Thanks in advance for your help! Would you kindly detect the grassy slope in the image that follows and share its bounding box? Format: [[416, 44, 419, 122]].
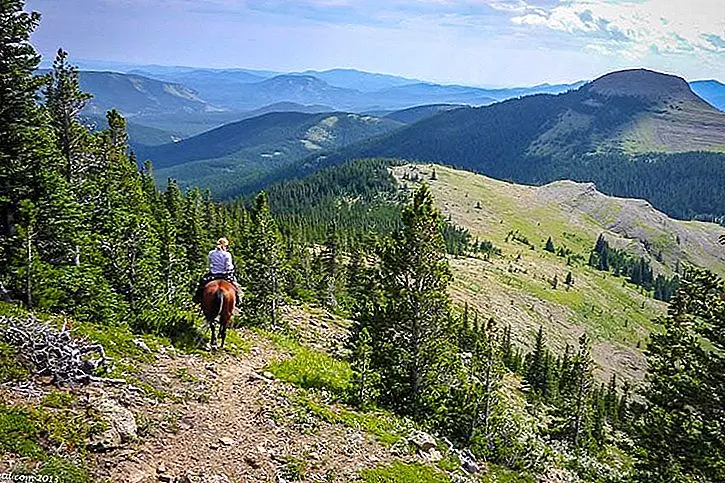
[[395, 164, 725, 382]]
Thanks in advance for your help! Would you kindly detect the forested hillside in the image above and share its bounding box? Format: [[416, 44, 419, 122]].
[[3, 2, 725, 482], [281, 70, 725, 221], [139, 111, 403, 198]]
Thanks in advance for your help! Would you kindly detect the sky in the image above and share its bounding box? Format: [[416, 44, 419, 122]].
[[25, 0, 725, 87]]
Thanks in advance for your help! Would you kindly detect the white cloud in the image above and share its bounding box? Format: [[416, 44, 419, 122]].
[[510, 0, 725, 59]]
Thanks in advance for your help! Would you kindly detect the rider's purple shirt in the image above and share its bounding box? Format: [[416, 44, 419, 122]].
[[208, 248, 234, 274]]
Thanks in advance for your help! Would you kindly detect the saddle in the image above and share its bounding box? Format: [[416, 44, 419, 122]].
[[200, 272, 236, 287], [193, 272, 237, 305]]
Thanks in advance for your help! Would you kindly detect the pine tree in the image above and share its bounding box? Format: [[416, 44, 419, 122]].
[[545, 236, 555, 253], [636, 268, 725, 482], [356, 184, 452, 416], [349, 327, 380, 410], [0, 0, 46, 275], [44, 48, 92, 184], [246, 192, 284, 327], [319, 225, 340, 308], [568, 333, 594, 448], [525, 326, 547, 396]]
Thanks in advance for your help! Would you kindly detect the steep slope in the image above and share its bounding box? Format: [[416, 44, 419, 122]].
[[142, 112, 404, 197], [77, 71, 211, 116], [394, 164, 725, 381]]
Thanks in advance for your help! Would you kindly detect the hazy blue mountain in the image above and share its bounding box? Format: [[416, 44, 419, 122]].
[[690, 80, 725, 111], [293, 68, 420, 92], [481, 81, 587, 100], [128, 102, 335, 139], [140, 111, 404, 198], [82, 114, 181, 148], [231, 75, 365, 110], [366, 83, 496, 109], [74, 71, 211, 116], [384, 104, 466, 124], [132, 69, 275, 107]]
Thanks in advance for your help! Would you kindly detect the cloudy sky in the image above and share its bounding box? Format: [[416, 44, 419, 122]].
[[25, 0, 725, 87]]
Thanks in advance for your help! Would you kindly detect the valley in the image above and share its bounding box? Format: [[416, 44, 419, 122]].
[[4, 2, 725, 479]]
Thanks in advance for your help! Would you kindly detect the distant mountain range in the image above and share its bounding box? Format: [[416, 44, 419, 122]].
[[328, 69, 725, 163], [70, 65, 587, 117], [74, 71, 213, 116]]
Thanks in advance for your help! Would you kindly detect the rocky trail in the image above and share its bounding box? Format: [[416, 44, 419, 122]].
[[97, 330, 393, 483], [2, 307, 447, 483]]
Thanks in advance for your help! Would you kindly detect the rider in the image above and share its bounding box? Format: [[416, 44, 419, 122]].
[[193, 237, 242, 308]]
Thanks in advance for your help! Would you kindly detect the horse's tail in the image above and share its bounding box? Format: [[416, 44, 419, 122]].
[[212, 289, 224, 320]]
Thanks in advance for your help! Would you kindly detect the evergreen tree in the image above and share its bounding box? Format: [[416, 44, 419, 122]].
[[636, 268, 725, 482], [568, 333, 594, 448], [0, 0, 46, 274], [545, 236, 555, 253], [319, 225, 340, 308], [356, 183, 452, 416], [525, 326, 548, 396], [43, 48, 92, 184], [245, 191, 284, 327], [349, 327, 380, 410]]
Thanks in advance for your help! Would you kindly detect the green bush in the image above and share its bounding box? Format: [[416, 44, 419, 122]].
[[0, 341, 29, 382]]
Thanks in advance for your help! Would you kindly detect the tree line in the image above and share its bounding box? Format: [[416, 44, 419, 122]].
[[589, 234, 679, 301], [2, 2, 723, 481]]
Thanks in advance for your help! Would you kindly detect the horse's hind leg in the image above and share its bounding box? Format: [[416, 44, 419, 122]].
[[219, 319, 228, 350], [208, 318, 218, 351]]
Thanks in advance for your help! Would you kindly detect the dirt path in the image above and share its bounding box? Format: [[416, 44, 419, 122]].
[[93, 329, 392, 483]]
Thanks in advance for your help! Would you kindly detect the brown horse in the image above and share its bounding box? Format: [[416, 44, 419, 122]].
[[201, 279, 236, 350]]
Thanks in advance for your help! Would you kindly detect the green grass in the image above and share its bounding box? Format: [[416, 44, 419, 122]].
[[482, 464, 536, 483], [0, 405, 45, 458], [360, 460, 450, 483], [280, 455, 308, 481], [296, 394, 409, 446], [268, 346, 352, 397], [41, 391, 76, 409], [0, 404, 96, 481], [259, 328, 353, 398]]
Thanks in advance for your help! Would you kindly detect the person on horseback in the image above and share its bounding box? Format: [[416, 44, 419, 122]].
[[193, 237, 242, 308]]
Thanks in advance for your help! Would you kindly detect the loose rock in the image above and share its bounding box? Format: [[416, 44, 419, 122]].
[[408, 429, 437, 452], [219, 436, 236, 446], [89, 398, 137, 451]]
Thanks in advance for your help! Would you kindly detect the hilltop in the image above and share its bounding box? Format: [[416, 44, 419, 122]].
[[75, 71, 212, 117], [284, 69, 725, 220]]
